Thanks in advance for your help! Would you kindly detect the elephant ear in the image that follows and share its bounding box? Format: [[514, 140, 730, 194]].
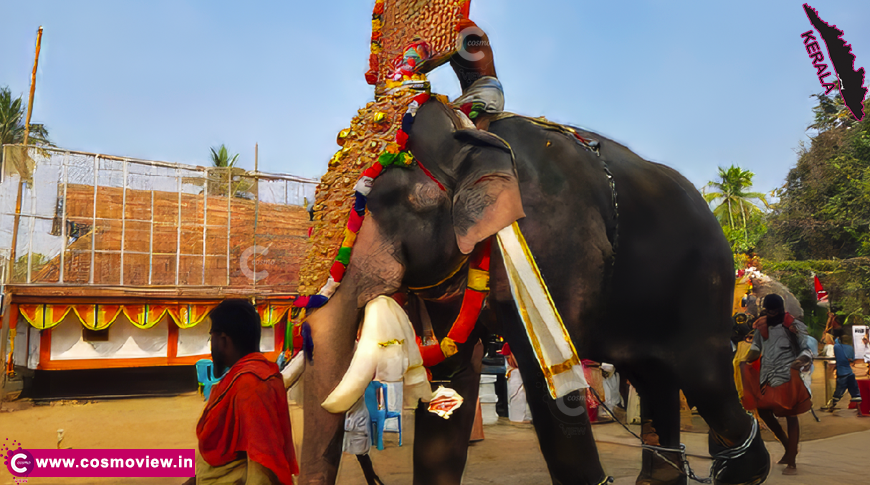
[[451, 129, 525, 254]]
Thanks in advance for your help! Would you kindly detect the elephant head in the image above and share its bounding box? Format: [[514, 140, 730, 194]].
[[298, 97, 524, 484]]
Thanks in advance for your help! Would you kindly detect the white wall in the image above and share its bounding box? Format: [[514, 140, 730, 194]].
[[177, 322, 211, 358], [50, 313, 169, 360]]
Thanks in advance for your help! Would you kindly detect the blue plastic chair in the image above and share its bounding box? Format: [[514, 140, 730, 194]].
[[195, 359, 222, 400], [364, 381, 402, 450]]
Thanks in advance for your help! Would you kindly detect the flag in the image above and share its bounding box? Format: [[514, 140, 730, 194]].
[[813, 273, 829, 303]]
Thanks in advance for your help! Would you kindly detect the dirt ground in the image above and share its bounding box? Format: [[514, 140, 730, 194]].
[[2, 381, 869, 485]]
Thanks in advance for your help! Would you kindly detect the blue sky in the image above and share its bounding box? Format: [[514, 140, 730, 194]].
[[1, 0, 868, 195]]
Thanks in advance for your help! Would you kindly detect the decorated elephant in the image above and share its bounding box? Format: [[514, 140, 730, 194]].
[[296, 85, 772, 484]]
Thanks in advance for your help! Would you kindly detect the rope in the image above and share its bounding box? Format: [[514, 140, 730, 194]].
[[587, 387, 713, 483]]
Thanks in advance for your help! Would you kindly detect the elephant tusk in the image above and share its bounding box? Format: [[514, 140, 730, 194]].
[[320, 316, 381, 414], [281, 351, 305, 390], [321, 295, 433, 414]]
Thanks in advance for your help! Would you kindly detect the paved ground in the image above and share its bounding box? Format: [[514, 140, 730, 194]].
[[1, 391, 867, 485]]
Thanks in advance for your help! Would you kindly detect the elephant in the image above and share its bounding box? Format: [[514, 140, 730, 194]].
[[297, 95, 771, 485]]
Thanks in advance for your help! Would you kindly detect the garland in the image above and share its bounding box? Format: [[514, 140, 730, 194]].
[[294, 90, 431, 315], [295, 91, 431, 361], [417, 238, 491, 367]]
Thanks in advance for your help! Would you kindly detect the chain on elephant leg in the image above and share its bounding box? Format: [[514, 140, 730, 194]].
[[636, 421, 686, 485]]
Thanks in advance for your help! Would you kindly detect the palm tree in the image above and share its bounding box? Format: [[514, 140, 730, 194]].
[[703, 165, 769, 241], [209, 144, 239, 168], [0, 86, 50, 146], [807, 89, 854, 132]]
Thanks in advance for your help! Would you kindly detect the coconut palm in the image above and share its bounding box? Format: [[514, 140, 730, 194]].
[[807, 89, 854, 132], [209, 144, 239, 168], [0, 86, 51, 146], [703, 165, 769, 241]]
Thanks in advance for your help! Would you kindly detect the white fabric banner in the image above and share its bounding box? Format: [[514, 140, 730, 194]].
[[496, 222, 587, 399]]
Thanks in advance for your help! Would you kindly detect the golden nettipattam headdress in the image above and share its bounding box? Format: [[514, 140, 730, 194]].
[[294, 1, 469, 316]]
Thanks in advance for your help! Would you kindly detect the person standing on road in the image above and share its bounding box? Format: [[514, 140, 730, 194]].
[[194, 299, 298, 484], [744, 294, 813, 476], [822, 327, 863, 413]]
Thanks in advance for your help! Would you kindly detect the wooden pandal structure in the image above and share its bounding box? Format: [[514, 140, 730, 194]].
[[1, 145, 316, 373]]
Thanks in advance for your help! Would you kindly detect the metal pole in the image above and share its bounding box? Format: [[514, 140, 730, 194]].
[[59, 152, 68, 283], [120, 160, 128, 284], [0, 298, 12, 399], [26, 172, 37, 283], [226, 168, 231, 286], [148, 168, 155, 285], [175, 169, 181, 286], [253, 144, 259, 289], [8, 26, 43, 286], [90, 155, 98, 284], [201, 169, 207, 285]]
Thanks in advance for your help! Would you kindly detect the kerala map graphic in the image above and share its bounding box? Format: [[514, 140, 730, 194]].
[[803, 3, 867, 121]]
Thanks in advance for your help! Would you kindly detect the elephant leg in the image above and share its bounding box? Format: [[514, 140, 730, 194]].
[[679, 350, 769, 485], [627, 367, 685, 485], [493, 300, 608, 485], [412, 341, 482, 485]]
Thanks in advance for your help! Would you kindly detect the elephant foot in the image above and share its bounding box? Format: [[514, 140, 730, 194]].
[[709, 421, 769, 485], [635, 449, 686, 485]]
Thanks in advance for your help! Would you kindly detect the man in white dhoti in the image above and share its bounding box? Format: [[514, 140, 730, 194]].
[[601, 363, 623, 410], [499, 343, 532, 423]]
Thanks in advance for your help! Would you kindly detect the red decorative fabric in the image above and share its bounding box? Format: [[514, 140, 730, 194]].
[[197, 353, 298, 482], [329, 261, 346, 281], [445, 238, 492, 345], [396, 130, 409, 150], [347, 210, 364, 233], [754, 313, 796, 340], [740, 364, 811, 417], [363, 162, 384, 179], [417, 337, 446, 367]]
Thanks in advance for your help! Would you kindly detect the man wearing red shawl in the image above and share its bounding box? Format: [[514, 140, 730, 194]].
[[194, 299, 298, 484]]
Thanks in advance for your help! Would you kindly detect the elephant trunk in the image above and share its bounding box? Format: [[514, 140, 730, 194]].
[[297, 217, 405, 485], [297, 283, 361, 485]]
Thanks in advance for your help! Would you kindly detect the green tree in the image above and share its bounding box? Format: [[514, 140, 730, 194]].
[[209, 144, 239, 168], [703, 165, 769, 252], [807, 90, 855, 133], [757, 90, 870, 326], [0, 86, 50, 146], [761, 92, 870, 261]]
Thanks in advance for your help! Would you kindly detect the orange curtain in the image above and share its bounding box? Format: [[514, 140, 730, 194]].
[[74, 305, 124, 331], [19, 304, 73, 330], [123, 304, 172, 329], [168, 304, 215, 329], [257, 304, 290, 327]]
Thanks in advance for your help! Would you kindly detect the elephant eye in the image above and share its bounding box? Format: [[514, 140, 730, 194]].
[[409, 182, 447, 210]]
